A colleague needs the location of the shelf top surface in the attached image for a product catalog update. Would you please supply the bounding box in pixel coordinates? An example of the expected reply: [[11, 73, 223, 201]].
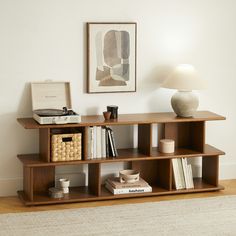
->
[[17, 111, 225, 129], [17, 144, 225, 167]]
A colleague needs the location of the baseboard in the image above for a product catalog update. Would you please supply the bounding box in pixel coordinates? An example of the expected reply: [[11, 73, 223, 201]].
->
[[1, 163, 236, 197], [0, 177, 23, 197], [219, 163, 236, 180]]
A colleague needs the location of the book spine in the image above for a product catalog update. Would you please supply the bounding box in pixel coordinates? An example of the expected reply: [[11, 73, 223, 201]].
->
[[101, 127, 106, 158], [86, 127, 91, 160], [96, 126, 102, 158], [105, 128, 109, 157], [89, 127, 94, 160], [188, 164, 194, 188], [105, 183, 152, 195], [110, 128, 118, 156], [172, 159, 183, 190], [182, 158, 190, 189], [177, 158, 186, 189], [107, 128, 115, 157], [93, 126, 97, 159]]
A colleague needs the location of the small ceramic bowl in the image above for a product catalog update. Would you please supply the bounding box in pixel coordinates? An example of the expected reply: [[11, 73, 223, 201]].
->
[[119, 169, 140, 183], [59, 178, 70, 188]]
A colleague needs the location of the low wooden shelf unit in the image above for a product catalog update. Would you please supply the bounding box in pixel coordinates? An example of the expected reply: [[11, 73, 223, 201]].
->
[[17, 111, 225, 206]]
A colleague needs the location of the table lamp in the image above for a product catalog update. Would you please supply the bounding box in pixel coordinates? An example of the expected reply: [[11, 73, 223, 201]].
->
[[162, 64, 205, 117]]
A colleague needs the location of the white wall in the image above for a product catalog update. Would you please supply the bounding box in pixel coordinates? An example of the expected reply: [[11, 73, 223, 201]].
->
[[0, 0, 236, 196]]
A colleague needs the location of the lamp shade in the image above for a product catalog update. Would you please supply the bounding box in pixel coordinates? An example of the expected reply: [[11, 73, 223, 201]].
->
[[162, 64, 205, 91]]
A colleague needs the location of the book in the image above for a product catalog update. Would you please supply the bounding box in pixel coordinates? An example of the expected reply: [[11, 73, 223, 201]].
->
[[109, 128, 118, 156], [105, 182, 152, 195], [87, 127, 94, 160], [105, 128, 110, 157], [93, 126, 97, 159], [172, 159, 183, 190], [106, 177, 150, 189], [177, 158, 186, 189], [182, 158, 191, 189], [96, 126, 102, 158], [107, 128, 115, 156], [101, 127, 106, 158], [188, 164, 194, 189]]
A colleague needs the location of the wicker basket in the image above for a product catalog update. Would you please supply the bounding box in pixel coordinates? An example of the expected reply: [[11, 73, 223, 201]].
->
[[51, 133, 82, 162]]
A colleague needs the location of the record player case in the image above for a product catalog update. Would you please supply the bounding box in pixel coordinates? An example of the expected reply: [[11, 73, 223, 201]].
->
[[31, 81, 81, 124]]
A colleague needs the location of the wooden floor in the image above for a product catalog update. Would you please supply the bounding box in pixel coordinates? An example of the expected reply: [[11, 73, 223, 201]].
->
[[0, 179, 235, 214]]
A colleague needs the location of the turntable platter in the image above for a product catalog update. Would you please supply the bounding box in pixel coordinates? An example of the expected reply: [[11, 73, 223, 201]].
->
[[34, 109, 67, 117]]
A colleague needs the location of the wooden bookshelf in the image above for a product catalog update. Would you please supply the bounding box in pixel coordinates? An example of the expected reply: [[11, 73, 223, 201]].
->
[[17, 111, 225, 206]]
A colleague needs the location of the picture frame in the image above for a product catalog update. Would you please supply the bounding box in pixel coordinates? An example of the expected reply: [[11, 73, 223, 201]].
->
[[87, 22, 137, 93]]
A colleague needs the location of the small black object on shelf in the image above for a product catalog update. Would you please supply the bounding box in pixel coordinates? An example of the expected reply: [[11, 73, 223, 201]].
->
[[107, 105, 118, 119]]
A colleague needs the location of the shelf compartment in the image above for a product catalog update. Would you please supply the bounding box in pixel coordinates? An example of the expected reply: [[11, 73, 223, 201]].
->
[[132, 160, 172, 191], [18, 186, 100, 206], [170, 155, 220, 191], [202, 155, 219, 186], [164, 121, 205, 152], [17, 144, 225, 167], [18, 179, 224, 206], [23, 166, 55, 201]]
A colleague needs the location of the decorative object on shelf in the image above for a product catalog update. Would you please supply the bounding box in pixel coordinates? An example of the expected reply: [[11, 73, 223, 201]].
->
[[87, 22, 137, 93], [107, 105, 118, 119], [59, 178, 70, 194], [48, 187, 64, 199], [161, 64, 205, 117], [51, 133, 82, 162], [119, 169, 140, 183], [103, 111, 111, 120], [159, 139, 175, 153], [31, 81, 81, 124]]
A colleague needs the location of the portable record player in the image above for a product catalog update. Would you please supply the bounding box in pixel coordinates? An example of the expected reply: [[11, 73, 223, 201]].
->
[[31, 81, 81, 124]]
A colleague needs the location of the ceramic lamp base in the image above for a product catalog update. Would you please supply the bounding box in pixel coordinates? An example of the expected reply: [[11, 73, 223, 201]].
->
[[171, 91, 199, 117]]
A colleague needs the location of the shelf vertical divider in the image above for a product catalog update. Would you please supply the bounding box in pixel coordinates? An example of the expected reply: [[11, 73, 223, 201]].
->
[[138, 124, 152, 156], [202, 155, 219, 186], [39, 128, 50, 162], [190, 121, 205, 152], [83, 127, 89, 160], [156, 159, 172, 191], [23, 166, 33, 201], [88, 163, 101, 196]]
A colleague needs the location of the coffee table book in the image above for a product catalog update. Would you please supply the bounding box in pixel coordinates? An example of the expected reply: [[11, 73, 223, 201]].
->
[[105, 177, 152, 194]]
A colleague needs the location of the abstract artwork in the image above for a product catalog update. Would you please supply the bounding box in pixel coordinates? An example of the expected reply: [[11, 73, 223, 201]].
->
[[87, 23, 137, 93]]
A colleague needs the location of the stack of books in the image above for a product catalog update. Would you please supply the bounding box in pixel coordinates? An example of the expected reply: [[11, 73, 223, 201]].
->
[[87, 126, 118, 159], [105, 177, 152, 195], [172, 158, 194, 190]]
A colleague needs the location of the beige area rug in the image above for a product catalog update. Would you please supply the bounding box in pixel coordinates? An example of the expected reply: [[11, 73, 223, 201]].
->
[[1, 196, 236, 236]]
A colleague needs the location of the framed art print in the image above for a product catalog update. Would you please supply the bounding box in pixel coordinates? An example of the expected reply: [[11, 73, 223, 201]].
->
[[87, 22, 137, 93]]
